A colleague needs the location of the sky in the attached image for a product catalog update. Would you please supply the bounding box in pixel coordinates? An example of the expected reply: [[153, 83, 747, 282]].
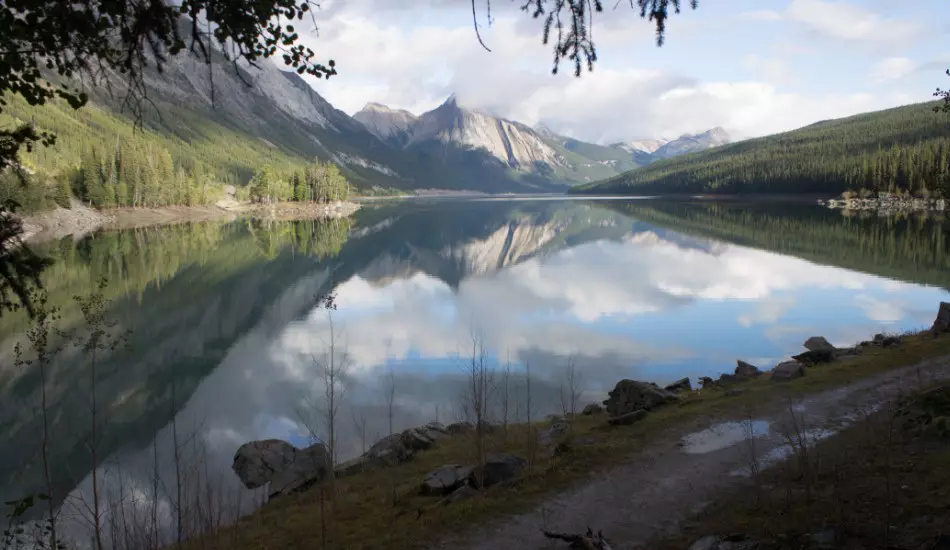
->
[[295, 0, 950, 144]]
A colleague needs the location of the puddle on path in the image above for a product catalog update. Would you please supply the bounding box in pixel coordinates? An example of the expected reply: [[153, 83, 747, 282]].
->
[[680, 420, 770, 454]]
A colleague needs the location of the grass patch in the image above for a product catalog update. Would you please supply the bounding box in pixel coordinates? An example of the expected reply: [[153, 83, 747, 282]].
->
[[190, 329, 950, 550]]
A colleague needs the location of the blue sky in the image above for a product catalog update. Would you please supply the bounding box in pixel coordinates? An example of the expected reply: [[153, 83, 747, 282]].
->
[[300, 0, 949, 143]]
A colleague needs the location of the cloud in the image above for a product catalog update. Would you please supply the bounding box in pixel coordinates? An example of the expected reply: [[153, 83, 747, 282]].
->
[[785, 0, 921, 46], [869, 57, 918, 84], [296, 1, 930, 143]]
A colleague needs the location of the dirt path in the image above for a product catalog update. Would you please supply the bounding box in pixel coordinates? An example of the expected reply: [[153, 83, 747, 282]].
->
[[433, 356, 950, 550]]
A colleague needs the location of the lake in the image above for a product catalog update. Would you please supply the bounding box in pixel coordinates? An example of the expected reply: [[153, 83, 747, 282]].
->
[[1, 197, 948, 544]]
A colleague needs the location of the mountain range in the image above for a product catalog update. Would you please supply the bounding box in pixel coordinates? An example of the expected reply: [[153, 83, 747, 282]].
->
[[14, 35, 729, 195], [353, 97, 731, 188]]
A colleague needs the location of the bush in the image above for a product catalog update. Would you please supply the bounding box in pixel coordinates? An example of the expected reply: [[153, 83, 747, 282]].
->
[[841, 189, 858, 199]]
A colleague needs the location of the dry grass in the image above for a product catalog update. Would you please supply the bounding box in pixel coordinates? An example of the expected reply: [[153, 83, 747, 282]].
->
[[185, 330, 950, 550]]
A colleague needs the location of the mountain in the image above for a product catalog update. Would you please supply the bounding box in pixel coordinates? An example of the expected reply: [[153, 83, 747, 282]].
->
[[650, 127, 730, 160], [608, 128, 730, 165], [570, 102, 950, 197], [612, 139, 669, 154], [353, 97, 641, 187], [352, 102, 418, 147]]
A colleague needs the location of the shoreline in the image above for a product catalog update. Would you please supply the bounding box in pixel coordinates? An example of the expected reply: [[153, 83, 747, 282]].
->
[[20, 200, 361, 244]]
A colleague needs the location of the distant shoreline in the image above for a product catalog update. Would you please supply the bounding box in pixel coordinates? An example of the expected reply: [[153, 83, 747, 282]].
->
[[21, 200, 360, 244]]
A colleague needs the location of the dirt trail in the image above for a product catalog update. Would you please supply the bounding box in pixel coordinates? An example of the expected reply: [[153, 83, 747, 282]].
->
[[433, 356, 950, 550]]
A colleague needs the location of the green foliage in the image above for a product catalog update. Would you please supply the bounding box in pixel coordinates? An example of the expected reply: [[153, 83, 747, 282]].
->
[[0, 0, 337, 175], [573, 102, 950, 197]]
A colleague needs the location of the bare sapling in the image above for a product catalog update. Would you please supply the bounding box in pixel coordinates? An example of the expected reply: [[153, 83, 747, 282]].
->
[[740, 411, 761, 503], [500, 350, 512, 444], [11, 289, 66, 550], [524, 360, 535, 472], [559, 356, 581, 430], [350, 407, 368, 457], [73, 278, 130, 550], [384, 366, 397, 509], [779, 393, 813, 528], [465, 333, 495, 486]]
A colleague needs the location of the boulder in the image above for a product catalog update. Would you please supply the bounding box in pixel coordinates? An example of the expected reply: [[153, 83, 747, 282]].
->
[[664, 377, 692, 393], [933, 302, 950, 334], [607, 409, 648, 426], [425, 421, 449, 435], [803, 336, 835, 352], [481, 454, 527, 488], [882, 335, 903, 348], [231, 439, 297, 490], [699, 376, 717, 389], [792, 349, 836, 366], [421, 464, 475, 496], [366, 433, 413, 465], [581, 403, 604, 415], [538, 420, 569, 446], [734, 361, 761, 379], [603, 379, 677, 416], [268, 443, 330, 498], [771, 360, 806, 381], [717, 373, 738, 385]]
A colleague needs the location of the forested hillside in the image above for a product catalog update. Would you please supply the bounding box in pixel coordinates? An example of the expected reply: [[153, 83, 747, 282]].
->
[[572, 102, 950, 197]]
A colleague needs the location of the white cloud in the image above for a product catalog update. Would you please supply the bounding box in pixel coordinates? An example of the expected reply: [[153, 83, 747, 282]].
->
[[869, 57, 918, 84], [785, 0, 921, 45], [290, 0, 938, 142]]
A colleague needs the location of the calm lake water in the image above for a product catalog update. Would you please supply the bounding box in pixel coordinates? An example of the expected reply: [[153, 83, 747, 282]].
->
[[1, 197, 949, 541]]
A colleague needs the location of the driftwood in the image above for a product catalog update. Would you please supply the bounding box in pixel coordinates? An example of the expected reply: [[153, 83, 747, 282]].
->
[[541, 527, 614, 550]]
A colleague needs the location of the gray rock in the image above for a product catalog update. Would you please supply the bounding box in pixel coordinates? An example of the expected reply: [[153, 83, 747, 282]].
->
[[581, 403, 604, 415], [664, 377, 692, 393], [882, 335, 903, 348], [425, 421, 449, 435], [538, 420, 569, 446], [481, 454, 527, 488], [607, 409, 648, 426], [792, 349, 836, 365], [231, 439, 297, 489], [603, 379, 677, 416], [735, 360, 761, 379], [933, 302, 950, 333], [803, 336, 835, 352], [268, 443, 330, 498], [366, 433, 412, 465], [444, 484, 478, 504], [421, 464, 474, 496], [771, 360, 806, 381], [699, 376, 717, 389]]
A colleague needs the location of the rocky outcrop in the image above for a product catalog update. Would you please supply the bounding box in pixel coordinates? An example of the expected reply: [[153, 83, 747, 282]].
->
[[664, 377, 692, 393], [792, 349, 837, 366], [481, 454, 527, 488], [268, 443, 330, 498], [581, 403, 605, 415], [821, 194, 948, 214], [803, 336, 835, 352], [603, 380, 678, 416], [231, 439, 329, 499], [735, 361, 762, 380], [232, 439, 297, 490], [771, 360, 806, 381], [421, 464, 475, 496], [933, 302, 950, 334]]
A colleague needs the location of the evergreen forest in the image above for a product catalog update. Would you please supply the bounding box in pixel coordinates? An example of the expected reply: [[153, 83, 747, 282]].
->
[[572, 102, 950, 197]]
